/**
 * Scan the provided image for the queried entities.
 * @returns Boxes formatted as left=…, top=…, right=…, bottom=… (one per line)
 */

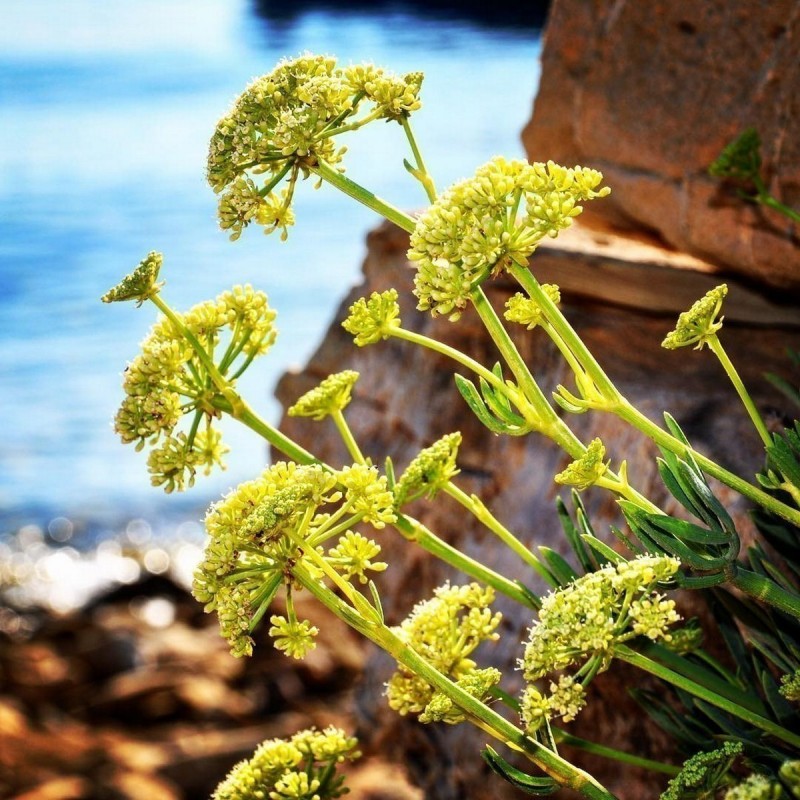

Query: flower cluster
left=660, top=742, right=743, bottom=800
left=386, top=583, right=501, bottom=721
left=780, top=668, right=800, bottom=702
left=112, top=278, right=277, bottom=492
left=554, top=439, right=609, bottom=491
left=520, top=675, right=587, bottom=731
left=342, top=289, right=402, bottom=346
left=288, top=370, right=359, bottom=420
left=408, top=157, right=609, bottom=320
left=393, top=432, right=462, bottom=507
left=519, top=556, right=680, bottom=730
left=662, top=284, right=728, bottom=350
left=212, top=726, right=359, bottom=800
left=194, top=461, right=395, bottom=656
left=102, top=251, right=163, bottom=306
left=504, top=284, right=561, bottom=330
left=208, top=54, right=423, bottom=240
left=723, top=775, right=782, bottom=800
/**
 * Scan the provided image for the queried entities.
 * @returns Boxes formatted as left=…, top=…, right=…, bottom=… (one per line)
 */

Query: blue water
left=0, top=1, right=541, bottom=535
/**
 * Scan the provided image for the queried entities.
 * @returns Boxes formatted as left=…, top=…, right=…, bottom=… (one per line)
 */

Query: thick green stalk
left=730, top=565, right=800, bottom=619
left=391, top=327, right=508, bottom=392
left=469, top=287, right=661, bottom=515
left=614, top=401, right=800, bottom=527
left=293, top=564, right=617, bottom=799
left=553, top=731, right=680, bottom=777
left=508, top=263, right=800, bottom=525
left=211, top=395, right=320, bottom=467
left=310, top=159, right=416, bottom=233
left=752, top=176, right=800, bottom=223
left=508, top=265, right=620, bottom=403
left=636, top=641, right=767, bottom=716
left=706, top=334, right=771, bottom=447
left=330, top=408, right=366, bottom=464
left=615, top=644, right=800, bottom=748
left=470, top=286, right=567, bottom=439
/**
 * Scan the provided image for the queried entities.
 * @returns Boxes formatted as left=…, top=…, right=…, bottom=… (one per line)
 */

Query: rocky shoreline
left=0, top=570, right=420, bottom=800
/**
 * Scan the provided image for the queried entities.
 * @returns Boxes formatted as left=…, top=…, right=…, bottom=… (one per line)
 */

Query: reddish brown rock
left=523, top=0, right=800, bottom=291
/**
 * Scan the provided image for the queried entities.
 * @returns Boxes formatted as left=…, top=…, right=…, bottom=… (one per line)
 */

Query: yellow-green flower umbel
left=342, top=289, right=402, bottom=346
left=194, top=460, right=394, bottom=657
left=408, top=157, right=609, bottom=320
left=112, top=279, right=277, bottom=492
left=208, top=54, right=424, bottom=241
left=519, top=555, right=681, bottom=731
left=211, top=726, right=359, bottom=800
left=386, top=583, right=502, bottom=720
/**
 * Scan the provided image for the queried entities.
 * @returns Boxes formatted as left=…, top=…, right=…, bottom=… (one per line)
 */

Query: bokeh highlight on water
left=0, top=2, right=541, bottom=555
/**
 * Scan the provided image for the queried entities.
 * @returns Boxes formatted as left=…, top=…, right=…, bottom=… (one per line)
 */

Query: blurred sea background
left=0, top=0, right=544, bottom=610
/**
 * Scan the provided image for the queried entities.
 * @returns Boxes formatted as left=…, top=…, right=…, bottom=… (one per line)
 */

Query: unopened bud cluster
left=393, top=432, right=462, bottom=507
left=662, top=284, right=728, bottom=350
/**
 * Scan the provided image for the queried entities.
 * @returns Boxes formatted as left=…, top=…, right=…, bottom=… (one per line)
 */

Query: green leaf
left=556, top=497, right=595, bottom=574
left=454, top=374, right=510, bottom=435
left=580, top=533, right=625, bottom=565
left=479, top=375, right=529, bottom=430
left=481, top=747, right=558, bottom=795
left=537, top=547, right=578, bottom=586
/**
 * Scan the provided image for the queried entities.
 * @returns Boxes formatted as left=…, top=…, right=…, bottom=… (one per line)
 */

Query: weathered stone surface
left=523, top=0, right=800, bottom=292
left=276, top=221, right=800, bottom=799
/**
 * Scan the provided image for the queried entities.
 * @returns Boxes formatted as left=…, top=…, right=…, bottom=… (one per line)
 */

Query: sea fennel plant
left=104, top=54, right=800, bottom=798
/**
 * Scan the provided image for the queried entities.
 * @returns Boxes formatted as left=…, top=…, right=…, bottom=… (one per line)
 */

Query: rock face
left=276, top=222, right=800, bottom=799
left=523, top=0, right=800, bottom=292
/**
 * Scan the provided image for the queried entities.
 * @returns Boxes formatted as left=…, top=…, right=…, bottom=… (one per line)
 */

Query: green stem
left=310, top=159, right=416, bottom=233
left=294, top=564, right=617, bottom=799
left=470, top=286, right=564, bottom=437
left=615, top=644, right=800, bottom=748
left=553, top=731, right=680, bottom=777
left=150, top=294, right=245, bottom=417
left=331, top=408, right=366, bottom=464
left=730, top=565, right=800, bottom=619
left=391, top=327, right=508, bottom=392
left=443, top=482, right=551, bottom=588
left=316, top=106, right=385, bottom=140
left=469, top=287, right=661, bottom=515
left=258, top=159, right=294, bottom=198
left=509, top=265, right=621, bottom=403
left=211, top=394, right=320, bottom=467
left=507, top=264, right=800, bottom=525
left=757, top=192, right=800, bottom=224
left=614, top=400, right=800, bottom=527
left=400, top=116, right=437, bottom=203
left=636, top=641, right=767, bottom=716
left=395, top=513, right=540, bottom=610
left=706, top=334, right=771, bottom=447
